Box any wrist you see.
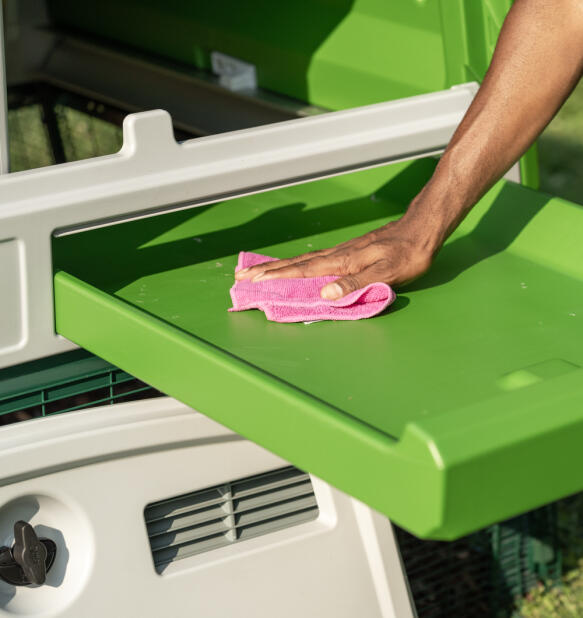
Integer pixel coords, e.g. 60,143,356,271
398,159,474,254
397,196,454,258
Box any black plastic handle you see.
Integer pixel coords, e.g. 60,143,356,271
12,521,48,585
0,521,56,586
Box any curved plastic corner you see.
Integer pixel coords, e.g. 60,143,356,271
120,109,180,159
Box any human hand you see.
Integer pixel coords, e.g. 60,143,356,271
234,216,439,300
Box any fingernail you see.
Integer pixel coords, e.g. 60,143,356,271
235,268,249,280
252,272,266,282
321,283,343,300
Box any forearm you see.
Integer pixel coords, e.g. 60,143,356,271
237,0,583,295
403,0,583,252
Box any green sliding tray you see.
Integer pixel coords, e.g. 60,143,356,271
53,160,583,540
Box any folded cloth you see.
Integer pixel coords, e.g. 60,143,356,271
229,251,396,323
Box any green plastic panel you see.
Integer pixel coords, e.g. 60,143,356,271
53,160,583,540
48,0,511,110
47,0,537,197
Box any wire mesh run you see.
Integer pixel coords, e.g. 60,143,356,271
394,503,561,618
7,82,194,171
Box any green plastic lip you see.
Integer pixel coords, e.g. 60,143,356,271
54,269,444,537
53,163,583,539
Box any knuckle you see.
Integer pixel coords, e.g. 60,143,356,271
295,261,310,277
369,241,389,259
340,274,361,293
373,258,391,274
277,263,301,277
337,252,353,273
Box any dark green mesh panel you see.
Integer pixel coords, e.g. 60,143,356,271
394,504,561,617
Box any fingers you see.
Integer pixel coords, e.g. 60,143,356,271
320,263,386,300
248,252,346,281
235,248,334,281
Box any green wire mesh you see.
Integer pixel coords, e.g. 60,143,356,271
394,504,561,617
7,102,55,170
7,83,124,171
7,82,193,172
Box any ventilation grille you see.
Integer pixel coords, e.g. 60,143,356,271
0,350,161,426
145,466,319,571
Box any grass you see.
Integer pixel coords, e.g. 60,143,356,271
538,80,583,204
517,563,583,617
516,494,583,617
7,103,122,172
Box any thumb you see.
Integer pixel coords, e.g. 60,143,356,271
320,268,379,300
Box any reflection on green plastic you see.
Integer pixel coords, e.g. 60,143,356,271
48,0,511,109
520,143,541,190
54,161,583,539
47,0,537,204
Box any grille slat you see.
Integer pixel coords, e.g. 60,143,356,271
147,503,228,534
147,486,317,537
232,480,314,512
235,495,318,527
145,486,229,523
231,470,311,498
150,518,230,550
237,506,319,540
145,466,319,572
150,494,319,551
153,534,230,567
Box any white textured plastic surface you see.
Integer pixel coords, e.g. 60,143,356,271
0,3,9,174
0,83,477,369
0,240,24,351
0,398,414,618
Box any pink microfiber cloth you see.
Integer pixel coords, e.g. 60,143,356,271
229,251,396,323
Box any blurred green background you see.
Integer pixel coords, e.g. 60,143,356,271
538,80,583,205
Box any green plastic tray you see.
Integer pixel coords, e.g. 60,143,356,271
53,161,583,539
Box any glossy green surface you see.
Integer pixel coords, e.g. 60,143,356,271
48,0,510,109
47,0,538,186
54,161,583,539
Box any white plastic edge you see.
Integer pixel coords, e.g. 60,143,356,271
0,2,9,174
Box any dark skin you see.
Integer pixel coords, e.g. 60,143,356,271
237,0,583,300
